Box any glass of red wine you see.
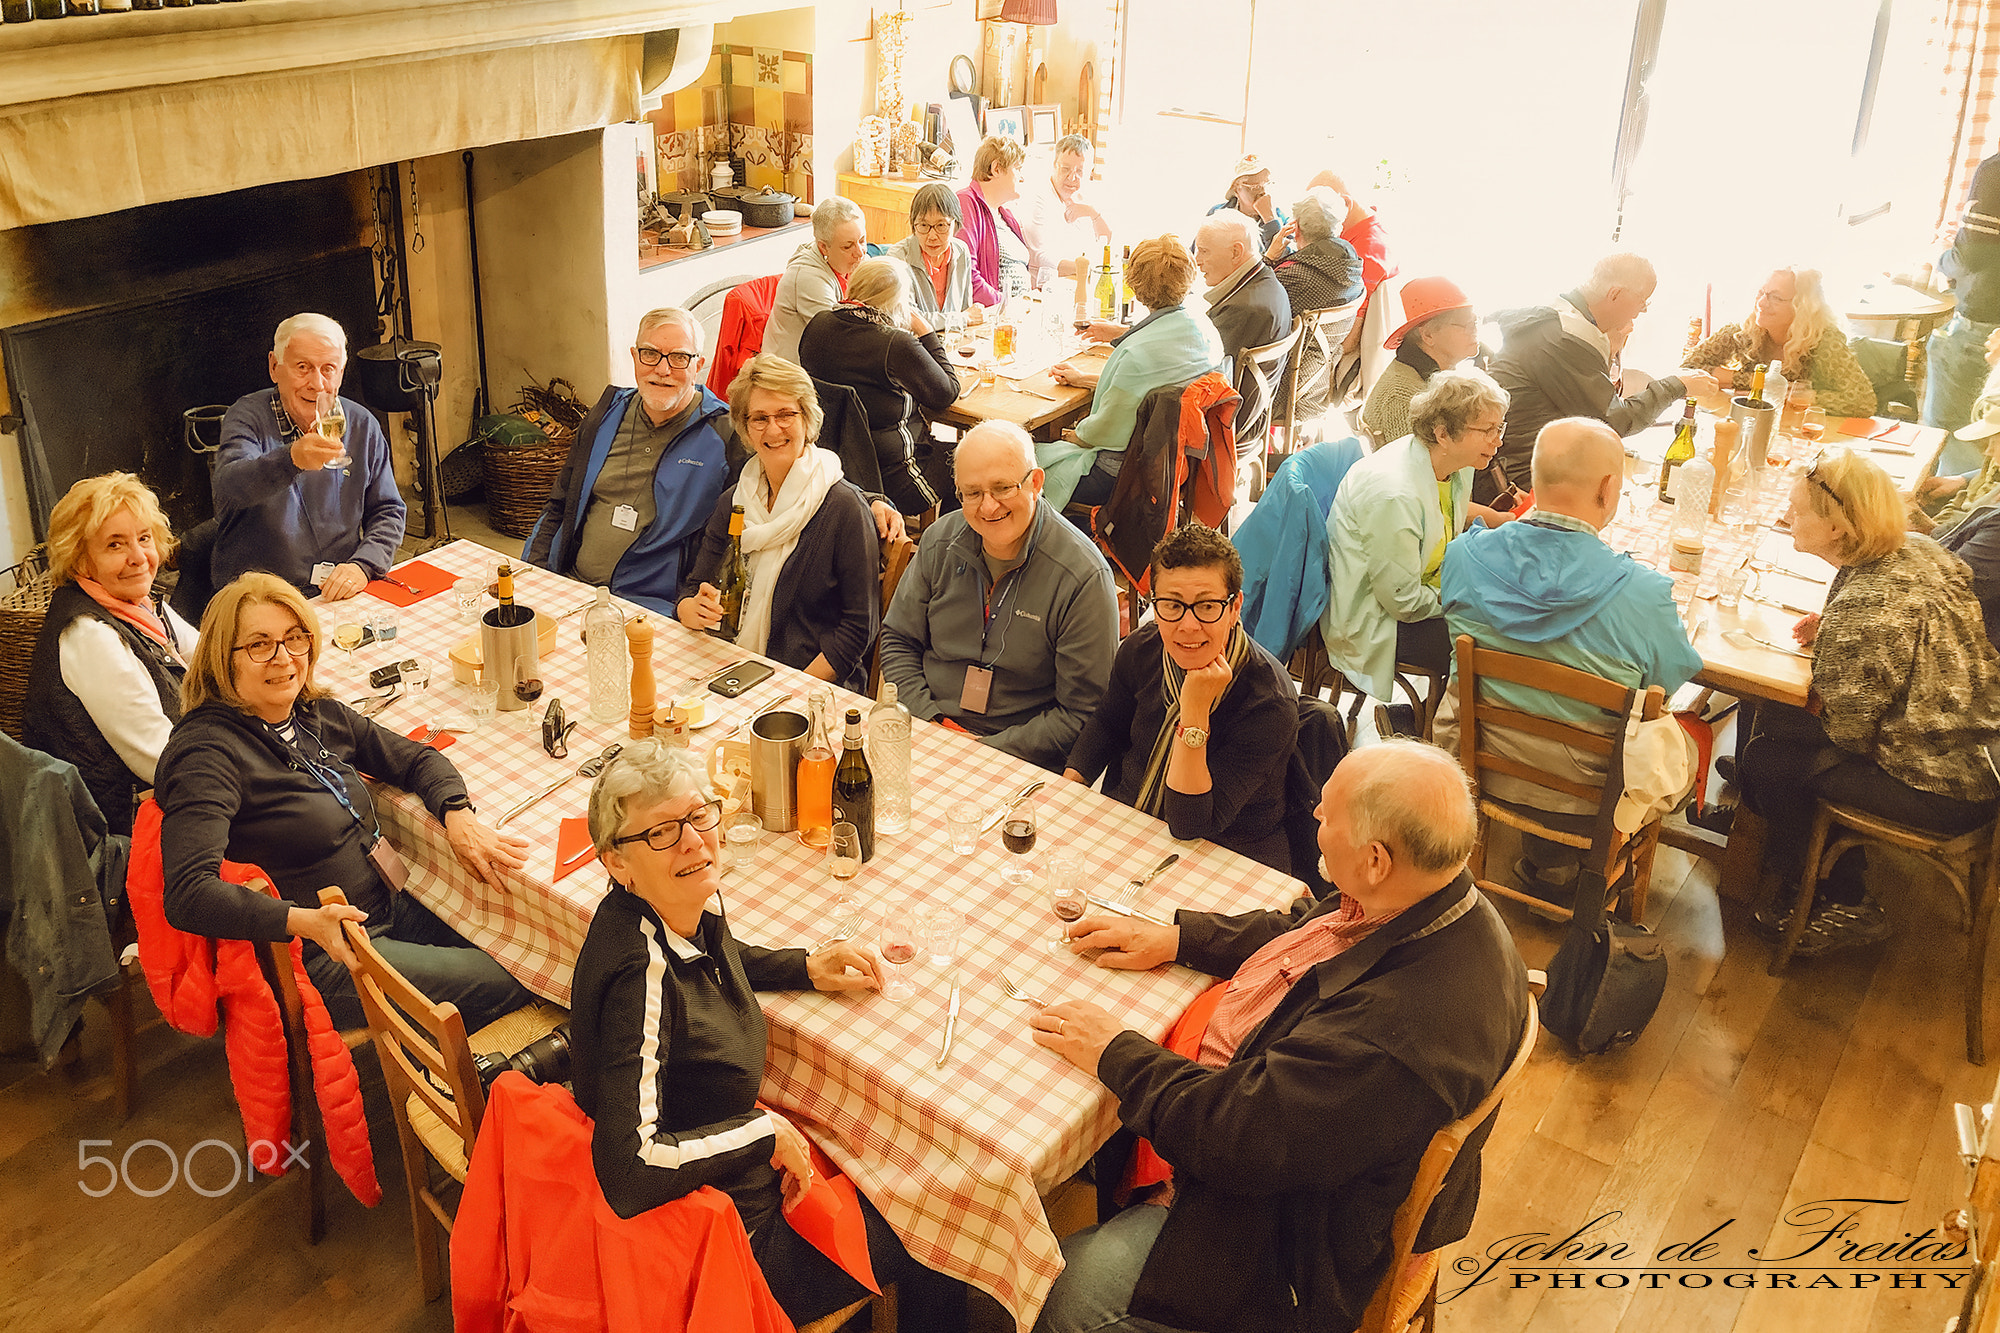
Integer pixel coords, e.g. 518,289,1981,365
1000,806,1038,885
1046,854,1084,953
878,899,918,1001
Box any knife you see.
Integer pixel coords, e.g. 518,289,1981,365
936,963,962,1069
1744,591,1814,615
1117,852,1180,908
981,778,1048,834
1085,895,1176,927
497,743,624,826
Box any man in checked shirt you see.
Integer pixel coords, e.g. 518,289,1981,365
1029,741,1529,1333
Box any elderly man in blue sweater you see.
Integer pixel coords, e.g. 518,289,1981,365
213,313,407,600
1432,417,1701,903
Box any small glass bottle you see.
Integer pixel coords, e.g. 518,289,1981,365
1668,455,1715,574
867,681,912,835
585,588,628,724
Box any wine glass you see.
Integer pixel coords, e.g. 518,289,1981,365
828,822,862,894
1799,407,1827,450
878,899,918,1001
316,390,350,470
1046,854,1084,953
331,622,365,677
1000,805,1038,885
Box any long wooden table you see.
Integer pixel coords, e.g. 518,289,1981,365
332,540,1301,1329
932,296,1106,439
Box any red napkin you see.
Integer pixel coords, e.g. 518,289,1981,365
367,560,459,607
1838,417,1925,446
554,817,597,882
405,722,455,751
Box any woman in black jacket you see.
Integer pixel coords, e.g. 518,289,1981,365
677,355,880,692
796,256,961,519
155,572,532,1030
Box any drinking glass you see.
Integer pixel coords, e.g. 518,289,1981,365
920,902,962,965
1000,805,1038,885
454,577,483,624
466,677,499,730
1799,407,1827,449
331,622,365,676
878,899,918,1001
366,606,398,645
316,390,350,470
1045,854,1084,953
829,822,862,886
724,813,764,871
402,655,432,698
946,801,982,855
1716,564,1751,611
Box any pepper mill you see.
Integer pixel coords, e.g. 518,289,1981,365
627,616,656,739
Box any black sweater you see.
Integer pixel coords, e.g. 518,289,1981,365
1064,625,1299,873
569,887,810,1228
797,306,960,510
1943,152,2000,325
156,698,468,939
679,479,881,693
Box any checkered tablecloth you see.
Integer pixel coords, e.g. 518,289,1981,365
339,539,1303,1329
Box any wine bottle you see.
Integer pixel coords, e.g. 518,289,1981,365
1657,398,1697,504
833,708,875,862
32,0,64,17
796,691,836,849
867,681,912,834
1118,245,1134,322
2,0,36,20
1095,242,1117,321
496,561,516,621
712,505,748,640
1744,362,1769,410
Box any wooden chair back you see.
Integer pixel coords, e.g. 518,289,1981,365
1282,298,1364,451
1233,323,1304,463
871,532,920,694
1356,1000,1540,1333
1453,634,1666,923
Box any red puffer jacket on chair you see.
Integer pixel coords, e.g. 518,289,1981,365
127,798,380,1207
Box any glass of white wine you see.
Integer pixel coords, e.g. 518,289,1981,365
316,389,350,471
331,622,365,677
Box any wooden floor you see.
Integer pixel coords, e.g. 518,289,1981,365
2,824,1988,1332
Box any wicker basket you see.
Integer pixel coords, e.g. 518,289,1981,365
0,550,53,742
482,425,573,538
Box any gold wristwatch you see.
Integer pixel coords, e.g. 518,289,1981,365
1177,724,1208,749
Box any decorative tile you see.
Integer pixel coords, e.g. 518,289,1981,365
747,162,784,192
754,47,782,88
703,51,722,85
752,86,782,129
732,54,756,87
783,90,812,133
729,84,753,123
674,86,702,129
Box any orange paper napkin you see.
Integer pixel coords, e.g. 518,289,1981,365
1838,417,1926,447
368,560,459,607
555,817,598,882
406,722,455,751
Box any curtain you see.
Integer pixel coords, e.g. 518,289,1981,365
1933,0,2000,245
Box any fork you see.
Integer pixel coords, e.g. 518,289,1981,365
1000,973,1048,1006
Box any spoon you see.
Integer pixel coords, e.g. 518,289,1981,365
496,742,625,826
1722,628,1812,659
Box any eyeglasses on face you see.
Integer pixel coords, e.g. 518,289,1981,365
957,471,1033,506
233,629,314,663
746,408,803,431
634,347,699,369
1153,595,1236,624
912,218,954,235
1464,420,1505,440
612,800,723,851
1756,289,1795,306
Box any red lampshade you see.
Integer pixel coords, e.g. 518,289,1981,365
999,0,1057,23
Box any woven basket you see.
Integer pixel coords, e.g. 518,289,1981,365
482,425,573,538
0,550,53,742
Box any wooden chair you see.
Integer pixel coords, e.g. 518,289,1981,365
1233,323,1304,473
1285,626,1445,742
1453,635,1667,925
1280,298,1364,454
870,531,920,695
1768,800,2000,1063
324,888,567,1300
1354,999,1539,1333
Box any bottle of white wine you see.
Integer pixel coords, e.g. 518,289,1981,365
1657,398,1697,504
713,506,749,641
1096,243,1118,321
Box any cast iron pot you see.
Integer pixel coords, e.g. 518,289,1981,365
716,186,796,228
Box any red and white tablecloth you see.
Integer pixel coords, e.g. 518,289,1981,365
335,539,1304,1329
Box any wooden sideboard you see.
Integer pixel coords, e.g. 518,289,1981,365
836,171,959,245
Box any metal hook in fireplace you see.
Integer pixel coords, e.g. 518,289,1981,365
183,405,229,455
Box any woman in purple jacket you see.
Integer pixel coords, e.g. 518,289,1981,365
956,136,1030,306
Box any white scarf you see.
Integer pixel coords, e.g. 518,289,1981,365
731,443,844,658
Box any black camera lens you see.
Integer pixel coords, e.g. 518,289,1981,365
472,1023,572,1093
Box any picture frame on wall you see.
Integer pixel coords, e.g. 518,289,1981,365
986,105,1028,145
1027,104,1060,145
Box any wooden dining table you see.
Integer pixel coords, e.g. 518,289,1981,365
322,540,1302,1329
931,296,1108,439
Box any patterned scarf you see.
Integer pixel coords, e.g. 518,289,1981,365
1133,624,1252,817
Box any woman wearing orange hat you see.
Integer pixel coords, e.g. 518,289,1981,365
1361,277,1483,446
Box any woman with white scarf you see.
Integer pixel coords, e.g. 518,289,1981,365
676,355,881,691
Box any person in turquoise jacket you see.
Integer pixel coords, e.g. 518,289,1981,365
1232,436,1363,660
1433,417,1702,895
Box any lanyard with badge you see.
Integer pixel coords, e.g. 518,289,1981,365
276,718,410,892
963,518,1042,715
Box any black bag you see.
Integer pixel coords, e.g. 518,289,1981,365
1538,733,1668,1054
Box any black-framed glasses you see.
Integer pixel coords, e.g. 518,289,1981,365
1806,457,1847,512
958,471,1033,506
633,347,699,369
612,800,723,851
1153,595,1237,624
233,629,314,663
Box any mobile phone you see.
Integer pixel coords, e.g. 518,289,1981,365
708,660,776,698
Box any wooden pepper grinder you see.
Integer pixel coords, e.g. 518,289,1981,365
626,616,656,739
1709,415,1739,519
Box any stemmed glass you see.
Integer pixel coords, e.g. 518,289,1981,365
331,622,365,677
1000,804,1038,885
878,899,918,1001
1046,854,1084,953
828,822,862,915
316,390,350,470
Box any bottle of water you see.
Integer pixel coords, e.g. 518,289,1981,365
585,588,629,724
867,681,912,834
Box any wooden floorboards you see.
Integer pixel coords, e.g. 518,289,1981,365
1,838,1987,1332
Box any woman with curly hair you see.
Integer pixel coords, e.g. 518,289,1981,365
1684,265,1875,417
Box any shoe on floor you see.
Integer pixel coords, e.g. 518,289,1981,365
1509,857,1575,920
1373,703,1417,738
1757,893,1891,958
1686,802,1738,835
1714,756,1739,785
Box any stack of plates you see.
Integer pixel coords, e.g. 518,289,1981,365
704,209,742,236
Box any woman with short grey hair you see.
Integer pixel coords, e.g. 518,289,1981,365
1263,186,1363,424
1321,369,1512,736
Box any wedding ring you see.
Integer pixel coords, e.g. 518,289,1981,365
1057,1019,1067,1035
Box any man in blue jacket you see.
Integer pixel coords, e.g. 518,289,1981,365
213,313,407,600
526,308,903,615
1432,417,1702,901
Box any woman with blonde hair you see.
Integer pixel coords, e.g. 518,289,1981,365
1685,265,1876,417
677,356,880,690
25,472,195,834
956,135,1030,305
796,259,960,519
154,572,532,1029
1039,236,1225,511
1739,450,2000,954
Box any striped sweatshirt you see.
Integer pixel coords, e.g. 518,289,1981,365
570,884,811,1228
